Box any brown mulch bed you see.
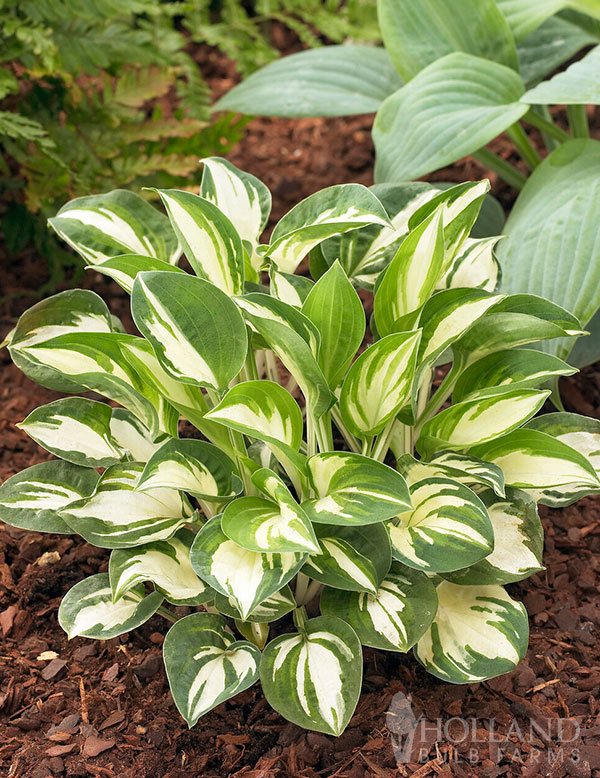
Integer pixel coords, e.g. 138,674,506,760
1,46,600,778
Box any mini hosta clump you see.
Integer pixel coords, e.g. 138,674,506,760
2,159,600,735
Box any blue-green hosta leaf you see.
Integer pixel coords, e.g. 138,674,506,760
441,488,543,585
109,529,213,606
154,189,244,295
525,413,600,505
270,265,314,308
213,585,296,623
414,581,529,683
498,140,600,362
302,523,391,594
49,190,180,265
136,439,241,502
260,615,362,736
373,54,527,183
388,477,493,573
200,157,271,259
8,289,114,393
90,254,186,294
320,562,437,652
18,398,128,468
440,237,501,292
379,0,518,79
58,573,163,640
523,44,600,104
374,209,445,337
131,271,247,391
417,388,550,458
266,184,390,274
497,0,600,42
190,516,307,620
302,452,412,527
164,613,260,727
59,463,194,549
339,331,421,438
108,408,168,463
426,452,506,497
453,349,577,403
0,461,99,533
469,429,600,491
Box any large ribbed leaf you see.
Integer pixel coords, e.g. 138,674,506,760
497,0,600,42
388,476,493,573
522,44,600,104
164,613,260,727
302,452,412,527
49,190,180,265
378,0,518,79
58,573,163,640
414,581,529,683
109,529,214,606
498,140,600,363
131,271,247,390
442,488,543,585
90,254,185,294
0,461,99,533
320,563,437,652
260,615,362,736
215,46,402,117
373,54,527,183
190,516,307,620
59,463,194,548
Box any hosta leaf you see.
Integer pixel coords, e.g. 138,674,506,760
497,0,600,42
416,388,549,457
302,452,412,526
270,265,314,308
378,0,518,79
136,439,241,502
215,45,403,117
498,140,600,362
440,237,501,292
18,398,127,468
190,516,307,620
266,184,390,274
453,349,577,402
154,189,244,295
339,331,421,438
388,477,493,573
469,429,600,491
442,488,543,585
414,581,529,683
58,573,163,640
237,292,320,353
260,615,362,736
523,44,600,104
59,463,194,548
49,190,180,265
131,271,247,391
373,54,527,183
163,612,260,727
525,413,600,505
303,262,365,389
320,562,437,652
90,254,185,294
200,157,271,256
108,408,168,463
8,289,114,393
302,523,391,594
426,452,505,497
213,585,296,623
109,529,213,606
0,461,99,533
374,209,445,336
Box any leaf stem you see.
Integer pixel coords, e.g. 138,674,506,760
472,149,526,190
293,605,308,631
567,104,589,138
507,122,541,170
415,363,460,436
523,109,571,144
371,420,396,462
302,580,324,605
244,348,259,380
157,604,177,623
294,573,310,605
265,350,280,384
330,407,361,453
316,412,334,452
530,105,559,151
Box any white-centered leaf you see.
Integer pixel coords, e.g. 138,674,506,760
425,452,506,497
58,573,163,640
90,254,186,293
213,586,296,623
164,612,260,727
108,408,168,463
440,237,501,293
270,265,314,308
260,614,362,736
0,461,99,534
320,562,438,652
59,463,194,549
414,581,529,683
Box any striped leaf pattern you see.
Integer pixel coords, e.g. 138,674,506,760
427,452,505,497
414,582,529,683
260,615,362,736
90,254,185,294
270,265,314,307
320,563,438,652
59,463,194,548
58,573,163,640
108,408,169,463
440,237,501,292
214,586,296,623
164,613,260,727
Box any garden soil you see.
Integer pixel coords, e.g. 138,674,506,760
1,44,599,778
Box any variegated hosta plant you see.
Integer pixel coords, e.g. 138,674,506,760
2,159,600,736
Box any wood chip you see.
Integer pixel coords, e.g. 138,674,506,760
40,658,67,681
83,736,115,758
45,743,76,757
0,605,17,636
98,710,125,731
